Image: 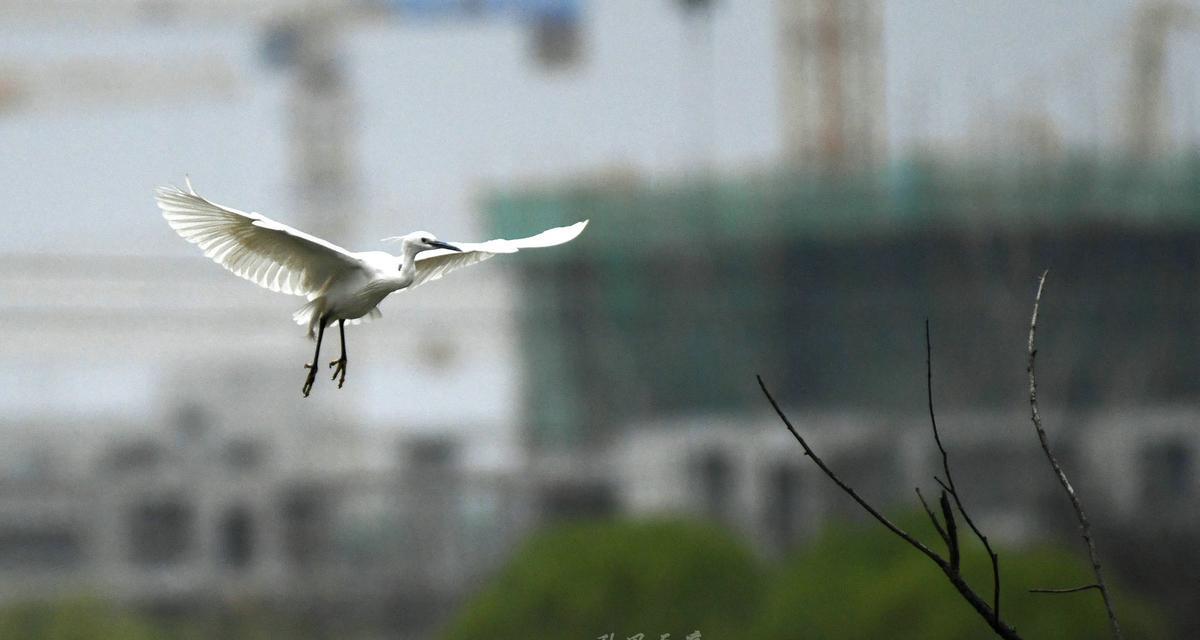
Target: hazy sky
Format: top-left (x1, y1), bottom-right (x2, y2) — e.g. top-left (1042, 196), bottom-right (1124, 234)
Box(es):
top-left (885, 0), bottom-right (1129, 146)
top-left (888, 0), bottom-right (1200, 149)
top-left (0, 0), bottom-right (1195, 260)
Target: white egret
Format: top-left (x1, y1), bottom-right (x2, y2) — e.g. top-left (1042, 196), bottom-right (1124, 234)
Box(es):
top-left (156, 179), bottom-right (588, 397)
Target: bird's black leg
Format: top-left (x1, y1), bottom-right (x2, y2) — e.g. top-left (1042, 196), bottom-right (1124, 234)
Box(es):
top-left (329, 319), bottom-right (348, 388)
top-left (302, 316), bottom-right (328, 397)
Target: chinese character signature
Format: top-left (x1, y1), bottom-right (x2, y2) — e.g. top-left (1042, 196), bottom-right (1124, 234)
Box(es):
top-left (597, 631), bottom-right (701, 640)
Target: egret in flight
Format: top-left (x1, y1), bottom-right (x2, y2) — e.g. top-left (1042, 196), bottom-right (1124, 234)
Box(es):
top-left (156, 179), bottom-right (587, 397)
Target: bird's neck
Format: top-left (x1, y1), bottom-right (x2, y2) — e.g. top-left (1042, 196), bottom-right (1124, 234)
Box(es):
top-left (396, 246), bottom-right (420, 285)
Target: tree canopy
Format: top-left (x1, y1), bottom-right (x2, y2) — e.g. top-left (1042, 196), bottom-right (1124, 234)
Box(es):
top-left (443, 516), bottom-right (1169, 640)
top-left (441, 519), bottom-right (764, 640)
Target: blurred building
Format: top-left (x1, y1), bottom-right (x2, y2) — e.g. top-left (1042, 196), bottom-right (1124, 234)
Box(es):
top-left (0, 390), bottom-right (529, 636)
top-left (607, 408), bottom-right (1200, 554)
top-left (1082, 407), bottom-right (1200, 531)
top-left (2, 398), bottom-right (1195, 612)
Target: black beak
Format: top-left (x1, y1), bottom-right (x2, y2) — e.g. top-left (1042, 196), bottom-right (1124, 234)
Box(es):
top-left (429, 240), bottom-right (461, 252)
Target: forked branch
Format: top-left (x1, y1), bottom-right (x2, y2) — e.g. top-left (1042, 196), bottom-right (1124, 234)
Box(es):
top-left (926, 320), bottom-right (1002, 621)
top-left (757, 376), bottom-right (1022, 640)
top-left (760, 271), bottom-right (1124, 639)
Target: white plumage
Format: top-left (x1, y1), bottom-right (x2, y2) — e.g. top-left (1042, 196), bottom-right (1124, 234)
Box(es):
top-left (156, 178), bottom-right (587, 396)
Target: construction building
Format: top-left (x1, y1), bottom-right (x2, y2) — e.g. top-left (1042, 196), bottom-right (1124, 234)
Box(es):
top-left (485, 156), bottom-right (1200, 450)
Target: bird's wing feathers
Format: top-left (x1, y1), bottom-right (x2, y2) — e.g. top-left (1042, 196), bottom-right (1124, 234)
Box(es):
top-left (156, 180), bottom-right (363, 298)
top-left (410, 220), bottom-right (588, 289)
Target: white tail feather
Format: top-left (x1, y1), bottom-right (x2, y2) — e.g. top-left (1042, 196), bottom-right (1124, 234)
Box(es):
top-left (292, 301), bottom-right (381, 339)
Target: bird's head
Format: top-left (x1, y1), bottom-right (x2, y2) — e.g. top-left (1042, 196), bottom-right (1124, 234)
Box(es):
top-left (386, 231), bottom-right (462, 256)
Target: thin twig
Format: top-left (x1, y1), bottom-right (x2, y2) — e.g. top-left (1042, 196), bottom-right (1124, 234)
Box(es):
top-left (758, 376), bottom-right (1022, 640)
top-left (933, 476), bottom-right (953, 494)
top-left (939, 490), bottom-right (960, 572)
top-left (757, 376), bottom-right (942, 564)
top-left (1027, 271), bottom-right (1123, 640)
top-left (916, 487), bottom-right (950, 545)
top-left (926, 320), bottom-right (1003, 621)
top-left (1030, 584), bottom-right (1103, 595)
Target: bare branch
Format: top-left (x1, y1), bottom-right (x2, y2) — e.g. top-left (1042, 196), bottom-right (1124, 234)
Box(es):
top-left (757, 375), bottom-right (942, 564)
top-left (939, 490), bottom-right (960, 572)
top-left (1027, 271), bottom-right (1123, 640)
top-left (758, 375), bottom-right (1023, 640)
top-left (1030, 584), bottom-right (1103, 595)
top-left (926, 320), bottom-right (1003, 621)
top-left (933, 476), bottom-right (953, 494)
top-left (915, 487), bottom-right (949, 545)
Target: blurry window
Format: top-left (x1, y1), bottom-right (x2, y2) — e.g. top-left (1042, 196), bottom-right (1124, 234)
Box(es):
top-left (536, 482), bottom-right (616, 521)
top-left (175, 404), bottom-right (209, 443)
top-left (224, 439), bottom-right (264, 472)
top-left (220, 506), bottom-right (255, 569)
top-left (689, 449), bottom-right (735, 522)
top-left (0, 526), bottom-right (82, 570)
top-left (283, 489), bottom-right (326, 568)
top-left (404, 437), bottom-right (458, 471)
top-left (1142, 439), bottom-right (1194, 502)
top-left (105, 439), bottom-right (164, 474)
top-left (763, 463), bottom-right (802, 551)
top-left (128, 499), bottom-right (193, 566)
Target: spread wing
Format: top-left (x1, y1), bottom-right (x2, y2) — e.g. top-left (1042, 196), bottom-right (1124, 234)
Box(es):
top-left (156, 179), bottom-right (364, 298)
top-left (408, 220), bottom-right (588, 289)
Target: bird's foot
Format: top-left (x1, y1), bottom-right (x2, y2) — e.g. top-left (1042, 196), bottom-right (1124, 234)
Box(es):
top-left (328, 356), bottom-right (348, 388)
top-left (302, 362), bottom-right (319, 397)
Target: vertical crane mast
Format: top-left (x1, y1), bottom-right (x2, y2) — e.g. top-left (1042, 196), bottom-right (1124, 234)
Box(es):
top-left (816, 0), bottom-right (846, 165)
top-left (1126, 1), bottom-right (1200, 158)
top-left (776, 0), bottom-right (885, 173)
top-left (280, 10), bottom-right (358, 244)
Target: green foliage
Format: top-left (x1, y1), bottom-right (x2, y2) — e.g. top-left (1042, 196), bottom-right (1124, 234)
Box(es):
top-left (441, 518), bottom-right (764, 640)
top-left (0, 597), bottom-right (162, 640)
top-left (749, 516), bottom-right (1170, 640)
top-left (445, 515), bottom-right (1169, 640)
